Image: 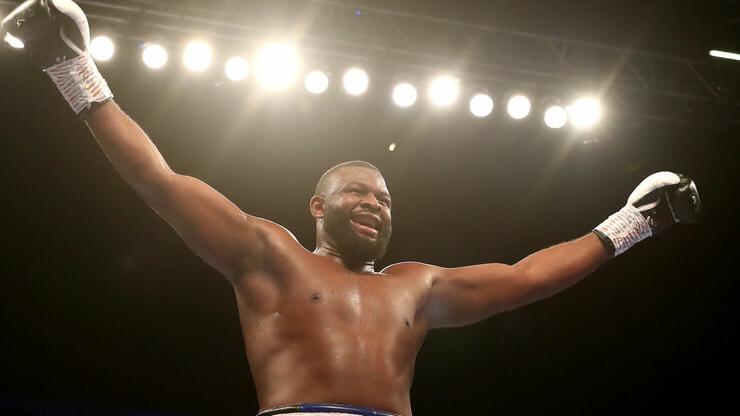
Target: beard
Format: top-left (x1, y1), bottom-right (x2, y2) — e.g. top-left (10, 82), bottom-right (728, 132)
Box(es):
top-left (322, 204), bottom-right (392, 262)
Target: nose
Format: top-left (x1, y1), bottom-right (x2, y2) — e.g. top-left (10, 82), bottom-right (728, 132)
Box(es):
top-left (359, 194), bottom-right (381, 211)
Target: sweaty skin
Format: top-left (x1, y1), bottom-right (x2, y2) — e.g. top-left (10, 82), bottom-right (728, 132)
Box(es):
top-left (234, 166), bottom-right (431, 415)
top-left (235, 244), bottom-right (432, 415)
top-left (83, 101), bottom-right (611, 416)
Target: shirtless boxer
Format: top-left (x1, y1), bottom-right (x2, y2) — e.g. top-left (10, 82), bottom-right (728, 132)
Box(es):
top-left (2, 2), bottom-right (702, 416)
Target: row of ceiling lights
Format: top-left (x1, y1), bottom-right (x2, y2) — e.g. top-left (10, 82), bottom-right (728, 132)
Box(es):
top-left (4, 33), bottom-right (603, 129)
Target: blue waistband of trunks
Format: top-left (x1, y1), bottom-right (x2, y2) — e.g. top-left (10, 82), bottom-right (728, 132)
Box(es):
top-left (256, 403), bottom-right (399, 416)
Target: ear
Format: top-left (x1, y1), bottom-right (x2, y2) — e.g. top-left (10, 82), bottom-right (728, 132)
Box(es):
top-left (309, 195), bottom-right (325, 219)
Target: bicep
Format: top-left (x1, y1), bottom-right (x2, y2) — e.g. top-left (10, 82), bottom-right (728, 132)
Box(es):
top-left (424, 263), bottom-right (535, 329)
top-left (144, 173), bottom-right (266, 281)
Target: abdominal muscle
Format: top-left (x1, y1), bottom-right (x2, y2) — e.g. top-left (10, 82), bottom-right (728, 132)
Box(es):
top-left (233, 265), bottom-right (430, 416)
top-left (250, 324), bottom-right (413, 414)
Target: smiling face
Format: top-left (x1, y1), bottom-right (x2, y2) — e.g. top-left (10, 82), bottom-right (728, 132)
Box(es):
top-left (313, 165), bottom-right (393, 262)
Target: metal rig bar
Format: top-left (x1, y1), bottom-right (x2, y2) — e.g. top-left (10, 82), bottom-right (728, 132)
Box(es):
top-left (1, 0), bottom-right (737, 126)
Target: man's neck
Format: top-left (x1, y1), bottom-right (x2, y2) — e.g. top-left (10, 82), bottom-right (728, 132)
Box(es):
top-left (313, 246), bottom-right (376, 274)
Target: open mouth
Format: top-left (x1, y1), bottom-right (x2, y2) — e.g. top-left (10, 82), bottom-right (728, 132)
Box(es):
top-left (351, 220), bottom-right (378, 237)
top-left (350, 214), bottom-right (381, 238)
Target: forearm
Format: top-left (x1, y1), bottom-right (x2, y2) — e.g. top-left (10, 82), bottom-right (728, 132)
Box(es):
top-left (515, 232), bottom-right (611, 301)
top-left (84, 100), bottom-right (174, 191)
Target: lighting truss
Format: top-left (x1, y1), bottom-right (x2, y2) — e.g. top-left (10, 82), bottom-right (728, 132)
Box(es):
top-left (1, 0), bottom-right (738, 127)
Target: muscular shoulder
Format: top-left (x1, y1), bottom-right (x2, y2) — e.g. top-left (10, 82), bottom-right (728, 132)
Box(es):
top-left (253, 217), bottom-right (303, 248)
top-left (381, 261), bottom-right (441, 280)
top-left (234, 217), bottom-right (309, 279)
top-left (380, 262), bottom-right (443, 324)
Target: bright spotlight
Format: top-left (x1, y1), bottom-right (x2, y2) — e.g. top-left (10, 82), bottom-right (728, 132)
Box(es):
top-left (392, 83), bottom-right (418, 107)
top-left (4, 32), bottom-right (24, 49)
top-left (183, 41), bottom-right (212, 72)
top-left (342, 68), bottom-right (369, 96)
top-left (568, 98), bottom-right (602, 128)
top-left (428, 76), bottom-right (460, 107)
top-left (544, 105), bottom-right (568, 129)
top-left (469, 93), bottom-right (494, 117)
top-left (90, 35), bottom-right (115, 61)
top-left (225, 56), bottom-right (249, 81)
top-left (305, 70), bottom-right (329, 94)
top-left (142, 44), bottom-right (168, 69)
top-left (254, 42), bottom-right (300, 90)
top-left (507, 95), bottom-right (531, 119)
top-left (709, 50), bottom-right (740, 62)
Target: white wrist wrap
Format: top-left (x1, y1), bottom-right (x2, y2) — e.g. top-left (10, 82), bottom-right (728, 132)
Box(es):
top-left (594, 204), bottom-right (652, 256)
top-left (44, 52), bottom-right (113, 115)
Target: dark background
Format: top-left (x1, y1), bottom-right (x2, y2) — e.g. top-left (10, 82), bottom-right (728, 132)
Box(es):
top-left (1, 1), bottom-right (738, 415)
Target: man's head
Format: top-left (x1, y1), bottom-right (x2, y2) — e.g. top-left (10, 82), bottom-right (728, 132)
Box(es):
top-left (310, 161), bottom-right (392, 262)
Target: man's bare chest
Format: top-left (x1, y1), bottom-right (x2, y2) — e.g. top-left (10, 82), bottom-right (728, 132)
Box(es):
top-left (283, 270), bottom-right (423, 329)
top-left (234, 258), bottom-right (431, 339)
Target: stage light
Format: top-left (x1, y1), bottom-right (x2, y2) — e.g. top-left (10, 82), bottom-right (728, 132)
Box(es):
top-left (392, 83), bottom-right (417, 107)
top-left (709, 50), bottom-right (740, 62)
top-left (183, 41), bottom-right (212, 72)
top-left (568, 97), bottom-right (602, 128)
top-left (507, 95), bottom-right (531, 119)
top-left (428, 76), bottom-right (460, 107)
top-left (544, 105), bottom-right (568, 129)
top-left (225, 56), bottom-right (249, 81)
top-left (342, 68), bottom-right (369, 96)
top-left (3, 32), bottom-right (24, 49)
top-left (254, 42), bottom-right (300, 90)
top-left (469, 93), bottom-right (494, 117)
top-left (142, 44), bottom-right (168, 69)
top-left (305, 70), bottom-right (329, 94)
top-left (90, 35), bottom-right (114, 61)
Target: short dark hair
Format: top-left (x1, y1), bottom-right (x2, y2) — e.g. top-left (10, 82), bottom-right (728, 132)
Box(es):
top-left (314, 160), bottom-right (381, 197)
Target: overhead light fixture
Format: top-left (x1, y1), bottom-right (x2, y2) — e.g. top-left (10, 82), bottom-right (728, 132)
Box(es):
top-left (342, 67), bottom-right (369, 96)
top-left (392, 83), bottom-right (418, 108)
top-left (142, 44), bottom-right (168, 69)
top-left (305, 70), bottom-right (329, 94)
top-left (3, 32), bottom-right (24, 49)
top-left (469, 93), bottom-right (494, 117)
top-left (709, 50), bottom-right (740, 62)
top-left (507, 95), bottom-right (531, 119)
top-left (568, 97), bottom-right (602, 128)
top-left (90, 35), bottom-right (115, 61)
top-left (544, 105), bottom-right (568, 129)
top-left (428, 75), bottom-right (460, 107)
top-left (224, 56), bottom-right (249, 81)
top-left (183, 40), bottom-right (212, 72)
top-left (254, 42), bottom-right (300, 90)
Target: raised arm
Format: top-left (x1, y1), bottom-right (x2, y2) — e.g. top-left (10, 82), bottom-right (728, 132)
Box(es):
top-left (2, 0), bottom-right (281, 282)
top-left (85, 101), bottom-right (268, 281)
top-left (422, 172), bottom-right (701, 329)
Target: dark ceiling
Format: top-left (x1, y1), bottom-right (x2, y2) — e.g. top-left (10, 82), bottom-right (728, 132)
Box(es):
top-left (174, 0), bottom-right (740, 58)
top-left (370, 0), bottom-right (739, 54)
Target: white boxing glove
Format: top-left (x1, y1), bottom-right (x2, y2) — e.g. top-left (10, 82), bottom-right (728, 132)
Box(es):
top-left (594, 172), bottom-right (701, 256)
top-left (2, 0), bottom-right (113, 117)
